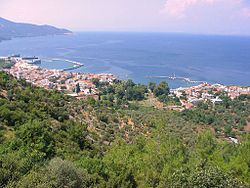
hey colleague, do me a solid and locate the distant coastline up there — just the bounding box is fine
[0,33,71,43]
[0,17,72,43]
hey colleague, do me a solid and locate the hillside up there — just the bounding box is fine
[0,72,249,187]
[0,17,71,41]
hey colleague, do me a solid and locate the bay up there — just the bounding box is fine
[0,32,249,88]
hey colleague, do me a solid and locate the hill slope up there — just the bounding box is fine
[0,17,71,41]
[0,71,249,187]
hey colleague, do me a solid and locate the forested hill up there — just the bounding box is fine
[0,71,249,187]
[0,17,71,41]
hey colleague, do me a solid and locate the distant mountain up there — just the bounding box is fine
[0,17,72,41]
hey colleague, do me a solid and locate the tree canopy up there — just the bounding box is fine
[0,72,249,187]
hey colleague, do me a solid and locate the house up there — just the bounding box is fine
[188,97,203,106]
[210,96,223,105]
[184,102,194,109]
[202,93,214,100]
[229,137,238,144]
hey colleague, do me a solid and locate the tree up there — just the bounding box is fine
[158,94,169,103]
[193,131,217,165]
[92,78,100,88]
[125,79,135,89]
[76,83,81,94]
[104,169,137,188]
[189,166,244,188]
[0,152,25,187]
[153,81,170,97]
[148,82,156,92]
[17,158,92,188]
[115,85,125,100]
[132,85,145,101]
[16,120,55,159]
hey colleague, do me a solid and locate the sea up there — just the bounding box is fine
[0,32,249,88]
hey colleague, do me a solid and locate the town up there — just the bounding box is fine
[172,83,250,109]
[1,55,116,98]
[1,55,250,107]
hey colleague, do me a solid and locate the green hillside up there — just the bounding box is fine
[0,72,249,187]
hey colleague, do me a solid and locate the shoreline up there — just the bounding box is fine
[2,56,249,103]
[5,58,116,98]
[2,55,250,90]
[1,33,249,88]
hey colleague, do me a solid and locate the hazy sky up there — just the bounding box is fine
[1,0,250,35]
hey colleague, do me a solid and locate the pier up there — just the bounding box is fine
[146,74,206,84]
[51,58,84,71]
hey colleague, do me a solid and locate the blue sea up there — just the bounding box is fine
[0,32,249,88]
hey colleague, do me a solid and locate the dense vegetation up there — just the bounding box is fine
[181,94,250,137]
[0,72,249,187]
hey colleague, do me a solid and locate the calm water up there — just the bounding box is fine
[0,32,249,88]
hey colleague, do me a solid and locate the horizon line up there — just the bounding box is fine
[70,30,250,37]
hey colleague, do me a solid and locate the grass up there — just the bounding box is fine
[138,93,164,109]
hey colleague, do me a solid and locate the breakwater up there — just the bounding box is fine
[51,58,84,71]
[147,75,207,84]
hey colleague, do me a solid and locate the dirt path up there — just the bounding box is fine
[141,92,164,109]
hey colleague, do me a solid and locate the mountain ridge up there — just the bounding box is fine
[0,17,72,41]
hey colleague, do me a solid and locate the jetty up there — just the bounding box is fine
[146,74,206,84]
[52,58,84,71]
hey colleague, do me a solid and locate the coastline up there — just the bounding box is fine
[1,55,250,108]
[4,57,116,98]
[1,33,250,88]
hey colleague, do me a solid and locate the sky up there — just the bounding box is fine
[1,0,250,35]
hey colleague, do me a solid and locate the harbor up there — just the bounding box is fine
[51,58,84,71]
[4,56,116,97]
